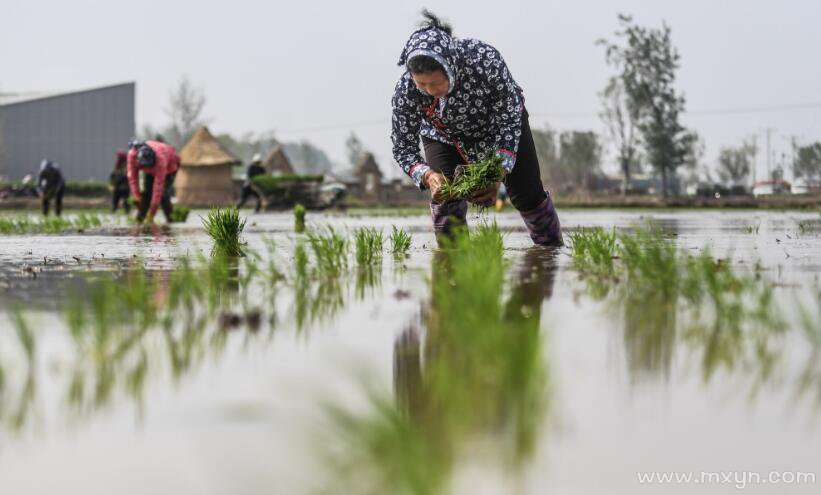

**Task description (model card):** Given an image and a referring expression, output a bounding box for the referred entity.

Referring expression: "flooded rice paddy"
[0,208,820,494]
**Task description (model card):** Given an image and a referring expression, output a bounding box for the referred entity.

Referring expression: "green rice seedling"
[618,228,679,286]
[354,227,384,266]
[568,227,618,276]
[201,207,246,257]
[306,227,348,277]
[169,206,191,223]
[389,225,412,257]
[294,204,306,233]
[745,224,760,234]
[436,155,505,202]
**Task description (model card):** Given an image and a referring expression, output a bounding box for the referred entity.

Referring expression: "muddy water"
[0,209,819,494]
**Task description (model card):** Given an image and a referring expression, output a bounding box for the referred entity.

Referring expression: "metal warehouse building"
[0,82,135,181]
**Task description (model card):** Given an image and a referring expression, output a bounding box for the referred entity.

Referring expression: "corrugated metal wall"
[0,83,135,181]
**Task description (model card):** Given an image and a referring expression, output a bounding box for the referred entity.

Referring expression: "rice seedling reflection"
[323,227,557,493]
[569,226,789,387]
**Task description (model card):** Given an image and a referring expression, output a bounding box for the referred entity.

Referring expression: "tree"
[717,140,755,185]
[559,130,602,191]
[601,15,691,196]
[793,142,821,182]
[532,127,601,192]
[600,76,641,194]
[345,132,365,166]
[216,131,279,163]
[164,76,208,148]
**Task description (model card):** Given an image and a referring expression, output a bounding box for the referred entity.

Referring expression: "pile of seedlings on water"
[294,204,306,233]
[201,207,246,257]
[436,155,505,202]
[389,226,412,258]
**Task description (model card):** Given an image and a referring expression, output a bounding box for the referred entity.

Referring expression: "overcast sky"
[2,0,820,179]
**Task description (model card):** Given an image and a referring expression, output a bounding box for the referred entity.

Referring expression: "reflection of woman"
[391,11,562,245]
[393,247,559,432]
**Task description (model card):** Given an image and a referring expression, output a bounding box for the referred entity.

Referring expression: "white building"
[0,82,135,181]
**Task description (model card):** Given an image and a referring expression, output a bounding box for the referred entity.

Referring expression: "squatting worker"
[37,159,65,216]
[391,11,562,246]
[126,139,180,224]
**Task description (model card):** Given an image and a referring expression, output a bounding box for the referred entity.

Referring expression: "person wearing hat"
[110,150,131,213]
[37,159,65,216]
[391,11,562,246]
[126,139,180,224]
[236,152,266,212]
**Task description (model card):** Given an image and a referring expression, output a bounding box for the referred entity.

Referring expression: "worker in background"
[38,159,65,216]
[127,139,180,224]
[110,150,131,213]
[236,152,266,212]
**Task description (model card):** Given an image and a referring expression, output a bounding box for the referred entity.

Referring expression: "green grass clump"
[306,227,348,276]
[169,206,191,223]
[436,155,505,201]
[201,208,246,257]
[745,224,760,234]
[294,204,306,233]
[389,226,412,257]
[568,227,618,275]
[354,228,384,266]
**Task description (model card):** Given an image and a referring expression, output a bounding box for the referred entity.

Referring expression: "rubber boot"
[519,193,563,246]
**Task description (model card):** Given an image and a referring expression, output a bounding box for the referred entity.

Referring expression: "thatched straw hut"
[176,126,239,206]
[263,145,294,175]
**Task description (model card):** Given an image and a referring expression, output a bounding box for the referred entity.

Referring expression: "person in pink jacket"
[127,139,180,224]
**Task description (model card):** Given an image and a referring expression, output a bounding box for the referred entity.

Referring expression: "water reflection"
[0,254,269,436]
[327,239,559,493]
[571,227,801,394]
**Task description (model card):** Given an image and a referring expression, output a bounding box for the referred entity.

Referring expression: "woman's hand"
[424,170,447,202]
[470,182,501,207]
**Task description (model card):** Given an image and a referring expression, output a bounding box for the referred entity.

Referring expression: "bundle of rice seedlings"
[354,228,384,266]
[201,208,246,257]
[294,204,306,233]
[389,226,412,257]
[306,227,348,276]
[170,206,191,223]
[436,155,505,202]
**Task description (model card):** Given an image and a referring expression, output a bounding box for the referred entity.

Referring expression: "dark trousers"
[237,184,262,212]
[112,188,131,213]
[137,172,176,222]
[42,186,65,216]
[422,110,547,212]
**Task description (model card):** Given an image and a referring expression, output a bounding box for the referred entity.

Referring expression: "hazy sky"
[3,0,821,180]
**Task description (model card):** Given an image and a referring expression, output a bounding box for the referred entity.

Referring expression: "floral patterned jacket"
[392,26,525,189]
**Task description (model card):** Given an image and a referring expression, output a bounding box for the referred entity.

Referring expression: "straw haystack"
[176,127,239,206]
[263,145,295,175]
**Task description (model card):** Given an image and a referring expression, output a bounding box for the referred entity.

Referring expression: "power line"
[275,100,821,134]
